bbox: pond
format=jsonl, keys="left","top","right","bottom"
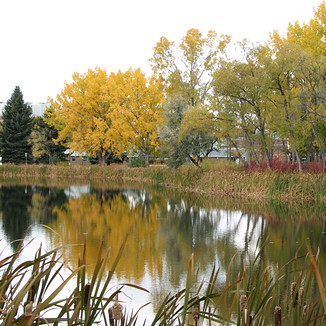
{"left": 0, "top": 181, "right": 325, "bottom": 323}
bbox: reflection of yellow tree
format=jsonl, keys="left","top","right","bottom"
{"left": 50, "top": 191, "right": 165, "bottom": 282}
{"left": 28, "top": 186, "right": 68, "bottom": 224}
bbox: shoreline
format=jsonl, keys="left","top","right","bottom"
{"left": 0, "top": 164, "right": 324, "bottom": 203}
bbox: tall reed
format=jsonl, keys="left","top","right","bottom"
{"left": 152, "top": 245, "right": 326, "bottom": 325}
{"left": 0, "top": 164, "right": 324, "bottom": 202}
{"left": 0, "top": 233, "right": 324, "bottom": 325}
{"left": 0, "top": 234, "right": 147, "bottom": 325}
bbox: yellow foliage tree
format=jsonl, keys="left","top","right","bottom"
{"left": 109, "top": 68, "right": 164, "bottom": 165}
{"left": 47, "top": 67, "right": 131, "bottom": 165}
{"left": 47, "top": 67, "right": 164, "bottom": 165}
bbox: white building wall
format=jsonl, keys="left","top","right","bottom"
{"left": 0, "top": 102, "right": 48, "bottom": 117}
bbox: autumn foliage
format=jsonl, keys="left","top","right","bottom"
{"left": 47, "top": 68, "right": 163, "bottom": 165}
{"left": 41, "top": 3, "right": 325, "bottom": 170}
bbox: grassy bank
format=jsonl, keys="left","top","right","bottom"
{"left": 0, "top": 164, "right": 325, "bottom": 203}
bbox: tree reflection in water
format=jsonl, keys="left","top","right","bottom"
{"left": 0, "top": 183, "right": 324, "bottom": 317}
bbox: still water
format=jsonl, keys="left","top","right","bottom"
{"left": 0, "top": 182, "right": 325, "bottom": 321}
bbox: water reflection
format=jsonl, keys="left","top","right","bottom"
{"left": 0, "top": 183, "right": 324, "bottom": 315}
{"left": 0, "top": 185, "right": 33, "bottom": 249}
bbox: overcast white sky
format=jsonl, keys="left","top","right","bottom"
{"left": 0, "top": 0, "right": 323, "bottom": 102}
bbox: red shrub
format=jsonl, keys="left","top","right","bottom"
{"left": 244, "top": 159, "right": 325, "bottom": 173}
{"left": 305, "top": 161, "right": 324, "bottom": 173}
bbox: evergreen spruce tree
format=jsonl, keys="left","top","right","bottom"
{"left": 1, "top": 86, "right": 33, "bottom": 164}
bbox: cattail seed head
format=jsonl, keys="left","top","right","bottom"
{"left": 111, "top": 302, "right": 123, "bottom": 320}
{"left": 291, "top": 282, "right": 298, "bottom": 308}
{"left": 192, "top": 301, "right": 200, "bottom": 322}
{"left": 27, "top": 285, "right": 36, "bottom": 303}
{"left": 290, "top": 282, "right": 297, "bottom": 297}
{"left": 84, "top": 283, "right": 91, "bottom": 307}
{"left": 298, "top": 287, "right": 304, "bottom": 306}
{"left": 274, "top": 306, "right": 281, "bottom": 326}
{"left": 240, "top": 295, "right": 248, "bottom": 313}
{"left": 303, "top": 305, "right": 309, "bottom": 315}
{"left": 24, "top": 301, "right": 33, "bottom": 316}
{"left": 108, "top": 307, "right": 114, "bottom": 326}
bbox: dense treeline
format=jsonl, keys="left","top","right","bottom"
{"left": 1, "top": 3, "right": 325, "bottom": 171}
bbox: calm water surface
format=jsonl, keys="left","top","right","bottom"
{"left": 0, "top": 182, "right": 325, "bottom": 322}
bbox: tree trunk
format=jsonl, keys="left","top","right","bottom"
{"left": 282, "top": 96, "right": 302, "bottom": 172}
{"left": 255, "top": 107, "right": 271, "bottom": 169}
{"left": 289, "top": 129, "right": 303, "bottom": 172}
{"left": 142, "top": 138, "right": 150, "bottom": 166}
{"left": 243, "top": 128, "right": 261, "bottom": 168}
{"left": 97, "top": 151, "right": 106, "bottom": 166}
{"left": 188, "top": 155, "right": 200, "bottom": 167}
{"left": 225, "top": 135, "right": 243, "bottom": 161}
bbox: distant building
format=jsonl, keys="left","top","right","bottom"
{"left": 0, "top": 102, "right": 48, "bottom": 117}
{"left": 64, "top": 149, "right": 90, "bottom": 165}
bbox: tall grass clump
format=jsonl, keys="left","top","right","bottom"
{"left": 0, "top": 234, "right": 148, "bottom": 326}
{"left": 0, "top": 232, "right": 324, "bottom": 325}
{"left": 153, "top": 246, "right": 326, "bottom": 325}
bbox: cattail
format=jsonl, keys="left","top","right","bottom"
{"left": 298, "top": 287, "right": 304, "bottom": 306}
{"left": 303, "top": 305, "right": 309, "bottom": 316}
{"left": 274, "top": 306, "right": 281, "bottom": 326}
{"left": 84, "top": 283, "right": 91, "bottom": 307}
{"left": 240, "top": 295, "right": 248, "bottom": 313}
{"left": 248, "top": 315, "right": 253, "bottom": 325}
{"left": 24, "top": 301, "right": 33, "bottom": 316}
{"left": 240, "top": 295, "right": 248, "bottom": 325}
{"left": 192, "top": 300, "right": 200, "bottom": 325}
{"left": 27, "top": 285, "right": 36, "bottom": 303}
{"left": 108, "top": 307, "right": 114, "bottom": 326}
{"left": 111, "top": 302, "right": 123, "bottom": 321}
{"left": 291, "top": 282, "right": 298, "bottom": 308}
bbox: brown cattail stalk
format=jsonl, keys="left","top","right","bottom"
{"left": 240, "top": 295, "right": 248, "bottom": 313}
{"left": 108, "top": 307, "right": 114, "bottom": 326}
{"left": 84, "top": 282, "right": 91, "bottom": 307}
{"left": 291, "top": 282, "right": 298, "bottom": 308}
{"left": 240, "top": 295, "right": 248, "bottom": 325}
{"left": 274, "top": 306, "right": 281, "bottom": 326}
{"left": 192, "top": 300, "right": 200, "bottom": 325}
{"left": 298, "top": 287, "right": 304, "bottom": 306}
{"left": 27, "top": 285, "right": 36, "bottom": 303}
{"left": 303, "top": 305, "right": 309, "bottom": 316}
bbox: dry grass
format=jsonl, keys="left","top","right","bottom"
{"left": 0, "top": 164, "right": 324, "bottom": 203}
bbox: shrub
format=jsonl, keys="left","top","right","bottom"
{"left": 305, "top": 161, "right": 324, "bottom": 173}
{"left": 127, "top": 156, "right": 147, "bottom": 168}
{"left": 245, "top": 159, "right": 326, "bottom": 173}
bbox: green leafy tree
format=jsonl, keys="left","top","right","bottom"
{"left": 151, "top": 28, "right": 230, "bottom": 107}
{"left": 160, "top": 96, "right": 216, "bottom": 168}
{"left": 1, "top": 86, "right": 33, "bottom": 164}
{"left": 270, "top": 2, "right": 326, "bottom": 169}
{"left": 212, "top": 42, "right": 274, "bottom": 168}
{"left": 29, "top": 112, "right": 66, "bottom": 164}
{"left": 159, "top": 96, "right": 188, "bottom": 168}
